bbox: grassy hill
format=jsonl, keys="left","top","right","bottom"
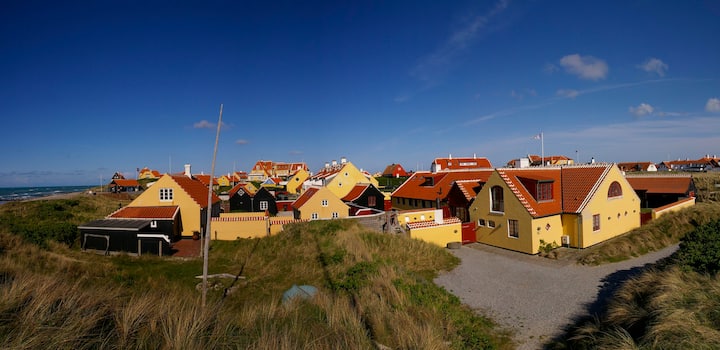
{"left": 0, "top": 194, "right": 512, "bottom": 349}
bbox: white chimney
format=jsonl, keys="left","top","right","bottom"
{"left": 340, "top": 157, "right": 347, "bottom": 164}
{"left": 332, "top": 159, "right": 337, "bottom": 166}
{"left": 184, "top": 164, "right": 192, "bottom": 177}
{"left": 325, "top": 162, "right": 330, "bottom": 169}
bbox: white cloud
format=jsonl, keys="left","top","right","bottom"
{"left": 556, "top": 89, "right": 579, "bottom": 99}
{"left": 706, "top": 97, "right": 720, "bottom": 112}
{"left": 235, "top": 139, "right": 249, "bottom": 145}
{"left": 629, "top": 103, "right": 654, "bottom": 117}
{"left": 193, "top": 120, "right": 215, "bottom": 129}
{"left": 637, "top": 58, "right": 668, "bottom": 77}
{"left": 559, "top": 54, "right": 608, "bottom": 80}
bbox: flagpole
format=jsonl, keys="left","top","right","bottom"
{"left": 541, "top": 132, "right": 544, "bottom": 166}
{"left": 202, "top": 103, "right": 223, "bottom": 308}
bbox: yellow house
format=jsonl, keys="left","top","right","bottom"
{"left": 217, "top": 175, "right": 233, "bottom": 187}
{"left": 307, "top": 158, "right": 379, "bottom": 199}
{"left": 138, "top": 167, "right": 162, "bottom": 180}
{"left": 285, "top": 168, "right": 309, "bottom": 194}
{"left": 469, "top": 164, "right": 640, "bottom": 254}
{"left": 292, "top": 186, "right": 349, "bottom": 220}
{"left": 397, "top": 208, "right": 462, "bottom": 247}
{"left": 127, "top": 174, "right": 222, "bottom": 237}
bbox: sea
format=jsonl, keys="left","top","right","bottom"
{"left": 0, "top": 185, "right": 94, "bottom": 205}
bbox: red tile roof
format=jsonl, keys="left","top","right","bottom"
{"left": 496, "top": 165, "right": 612, "bottom": 217}
{"left": 433, "top": 156, "right": 492, "bottom": 170}
{"left": 169, "top": 175, "right": 221, "bottom": 207}
{"left": 497, "top": 168, "right": 563, "bottom": 217}
{"left": 111, "top": 179, "right": 139, "bottom": 187}
{"left": 406, "top": 217, "right": 461, "bottom": 229}
{"left": 228, "top": 183, "right": 252, "bottom": 197}
{"left": 194, "top": 174, "right": 219, "bottom": 186}
{"left": 342, "top": 184, "right": 370, "bottom": 202}
{"left": 625, "top": 176, "right": 693, "bottom": 194}
{"left": 109, "top": 206, "right": 179, "bottom": 219}
{"left": 293, "top": 187, "right": 319, "bottom": 209}
{"left": 453, "top": 179, "right": 486, "bottom": 201}
{"left": 392, "top": 170, "right": 493, "bottom": 201}
{"left": 560, "top": 165, "right": 611, "bottom": 213}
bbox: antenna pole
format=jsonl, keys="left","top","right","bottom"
{"left": 202, "top": 104, "right": 223, "bottom": 308}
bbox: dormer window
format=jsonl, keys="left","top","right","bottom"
{"left": 537, "top": 182, "right": 553, "bottom": 201}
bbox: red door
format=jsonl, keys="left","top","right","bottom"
{"left": 461, "top": 222, "right": 476, "bottom": 244}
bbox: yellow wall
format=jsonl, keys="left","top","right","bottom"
{"left": 217, "top": 176, "right": 231, "bottom": 187}
{"left": 325, "top": 162, "right": 379, "bottom": 199}
{"left": 529, "top": 215, "right": 565, "bottom": 253}
{"left": 210, "top": 213, "right": 304, "bottom": 240}
{"left": 577, "top": 167, "right": 641, "bottom": 248}
{"left": 469, "top": 172, "right": 538, "bottom": 254}
{"left": 410, "top": 222, "right": 462, "bottom": 247}
{"left": 286, "top": 169, "right": 309, "bottom": 194}
{"left": 396, "top": 209, "right": 441, "bottom": 225}
{"left": 297, "top": 187, "right": 349, "bottom": 220}
{"left": 653, "top": 197, "right": 695, "bottom": 219}
{"left": 469, "top": 172, "right": 569, "bottom": 254}
{"left": 128, "top": 175, "right": 203, "bottom": 237}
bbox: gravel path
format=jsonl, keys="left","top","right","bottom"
{"left": 433, "top": 243, "right": 678, "bottom": 349}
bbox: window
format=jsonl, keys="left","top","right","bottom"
{"left": 159, "top": 188, "right": 173, "bottom": 201}
{"left": 593, "top": 214, "right": 600, "bottom": 231}
{"left": 537, "top": 182, "right": 553, "bottom": 201}
{"left": 311, "top": 213, "right": 319, "bottom": 220}
{"left": 478, "top": 218, "right": 486, "bottom": 227}
{"left": 488, "top": 220, "right": 496, "bottom": 228}
{"left": 259, "top": 201, "right": 268, "bottom": 210}
{"left": 321, "top": 199, "right": 328, "bottom": 207}
{"left": 491, "top": 186, "right": 504, "bottom": 213}
{"left": 332, "top": 212, "right": 339, "bottom": 219}
{"left": 508, "top": 219, "right": 519, "bottom": 238}
{"left": 608, "top": 181, "right": 622, "bottom": 198}
{"left": 368, "top": 196, "right": 377, "bottom": 207}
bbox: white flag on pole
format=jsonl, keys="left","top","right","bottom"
{"left": 532, "top": 132, "right": 542, "bottom": 140}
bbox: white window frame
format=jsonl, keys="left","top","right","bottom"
{"left": 259, "top": 201, "right": 268, "bottom": 210}
{"left": 321, "top": 199, "right": 328, "bottom": 207}
{"left": 159, "top": 188, "right": 173, "bottom": 201}
{"left": 311, "top": 213, "right": 319, "bottom": 220}
{"left": 332, "top": 212, "right": 339, "bottom": 219}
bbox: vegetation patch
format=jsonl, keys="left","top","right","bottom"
{"left": 0, "top": 195, "right": 512, "bottom": 349}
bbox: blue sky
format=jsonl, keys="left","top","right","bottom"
{"left": 1, "top": 1, "right": 719, "bottom": 187}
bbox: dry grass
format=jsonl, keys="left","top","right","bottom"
{"left": 557, "top": 266, "right": 720, "bottom": 349}
{"left": 0, "top": 195, "right": 512, "bottom": 349}
{"left": 570, "top": 202, "right": 720, "bottom": 265}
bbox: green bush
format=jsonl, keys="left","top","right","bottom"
{"left": 676, "top": 219, "right": 720, "bottom": 275}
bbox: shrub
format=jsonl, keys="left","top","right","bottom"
{"left": 676, "top": 219, "right": 720, "bottom": 275}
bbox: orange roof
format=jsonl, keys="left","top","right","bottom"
{"left": 228, "top": 183, "right": 252, "bottom": 197}
{"left": 109, "top": 206, "right": 179, "bottom": 219}
{"left": 111, "top": 179, "right": 139, "bottom": 187}
{"left": 407, "top": 217, "right": 461, "bottom": 229}
{"left": 293, "top": 187, "right": 319, "bottom": 209}
{"left": 453, "top": 179, "right": 486, "bottom": 201}
{"left": 560, "top": 165, "right": 611, "bottom": 213}
{"left": 497, "top": 168, "right": 563, "bottom": 217}
{"left": 626, "top": 176, "right": 693, "bottom": 194}
{"left": 494, "top": 165, "right": 612, "bottom": 217}
{"left": 169, "top": 175, "right": 221, "bottom": 207}
{"left": 194, "top": 174, "right": 219, "bottom": 186}
{"left": 342, "top": 184, "right": 370, "bottom": 202}
{"left": 433, "top": 157, "right": 492, "bottom": 170}
{"left": 392, "top": 170, "right": 493, "bottom": 201}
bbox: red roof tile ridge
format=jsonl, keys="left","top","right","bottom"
{"left": 574, "top": 164, "right": 612, "bottom": 212}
